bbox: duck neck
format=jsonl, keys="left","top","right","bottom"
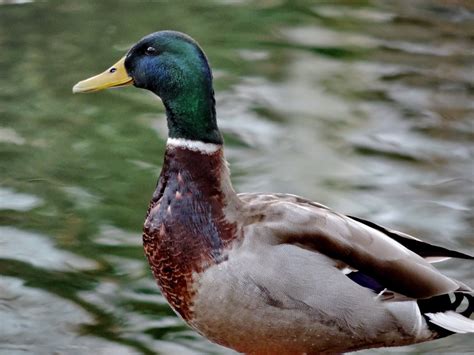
{"left": 152, "top": 138, "right": 240, "bottom": 212}
{"left": 164, "top": 97, "right": 222, "bottom": 145}
{"left": 160, "top": 62, "right": 223, "bottom": 145}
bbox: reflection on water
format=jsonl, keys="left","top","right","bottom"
{"left": 1, "top": 0, "right": 473, "bottom": 354}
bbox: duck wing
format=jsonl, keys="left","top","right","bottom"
{"left": 238, "top": 192, "right": 473, "bottom": 300}
{"left": 347, "top": 215, "right": 473, "bottom": 262}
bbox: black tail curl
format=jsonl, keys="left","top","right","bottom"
{"left": 417, "top": 292, "right": 474, "bottom": 337}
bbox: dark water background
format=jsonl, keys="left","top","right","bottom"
{"left": 1, "top": 0, "right": 473, "bottom": 354}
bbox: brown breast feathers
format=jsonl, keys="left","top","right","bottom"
{"left": 143, "top": 146, "right": 237, "bottom": 321}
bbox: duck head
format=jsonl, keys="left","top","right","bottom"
{"left": 73, "top": 31, "right": 222, "bottom": 144}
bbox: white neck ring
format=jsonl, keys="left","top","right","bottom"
{"left": 166, "top": 137, "right": 221, "bottom": 154}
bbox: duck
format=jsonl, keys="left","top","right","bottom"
{"left": 73, "top": 31, "right": 474, "bottom": 354}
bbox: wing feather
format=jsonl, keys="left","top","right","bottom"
{"left": 240, "top": 193, "right": 472, "bottom": 300}
{"left": 347, "top": 215, "right": 473, "bottom": 261}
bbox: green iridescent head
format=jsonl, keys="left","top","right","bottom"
{"left": 73, "top": 31, "right": 222, "bottom": 144}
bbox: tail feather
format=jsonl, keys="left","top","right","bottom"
{"left": 425, "top": 311, "right": 474, "bottom": 333}
{"left": 418, "top": 292, "right": 474, "bottom": 337}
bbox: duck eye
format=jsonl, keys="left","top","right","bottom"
{"left": 145, "top": 46, "right": 157, "bottom": 55}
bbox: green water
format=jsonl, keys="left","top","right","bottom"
{"left": 1, "top": 0, "right": 473, "bottom": 354}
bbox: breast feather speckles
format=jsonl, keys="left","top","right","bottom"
{"left": 142, "top": 146, "right": 238, "bottom": 321}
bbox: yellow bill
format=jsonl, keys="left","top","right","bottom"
{"left": 72, "top": 56, "right": 133, "bottom": 93}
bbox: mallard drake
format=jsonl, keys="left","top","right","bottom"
{"left": 73, "top": 31, "right": 474, "bottom": 354}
